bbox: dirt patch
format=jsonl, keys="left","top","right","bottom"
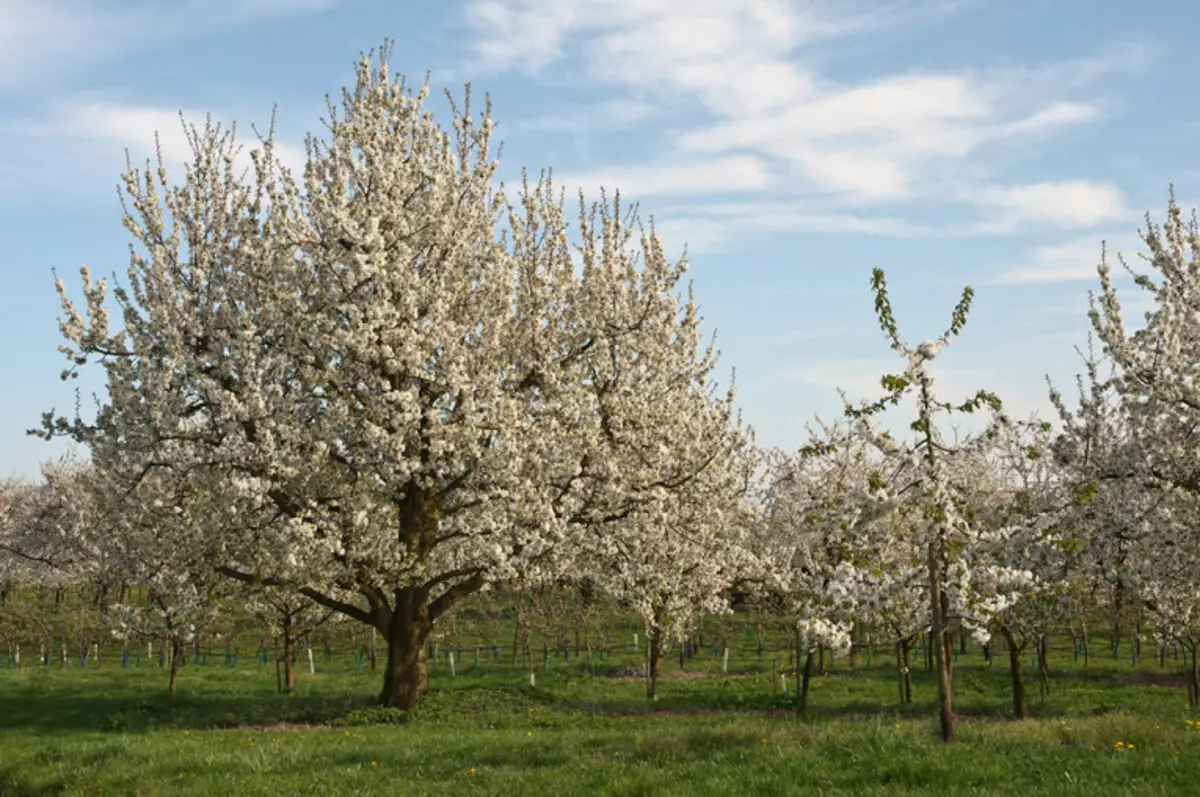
{"left": 613, "top": 671, "right": 718, "bottom": 682}
{"left": 236, "top": 722, "right": 329, "bottom": 732}
{"left": 610, "top": 708, "right": 727, "bottom": 719}
{"left": 1110, "top": 673, "right": 1189, "bottom": 688}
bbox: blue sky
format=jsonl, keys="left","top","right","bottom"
{"left": 0, "top": 0, "right": 1192, "bottom": 479}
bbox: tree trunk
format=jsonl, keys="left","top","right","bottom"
{"left": 168, "top": 636, "right": 184, "bottom": 694}
{"left": 280, "top": 616, "right": 296, "bottom": 695}
{"left": 797, "top": 646, "right": 815, "bottom": 715}
{"left": 511, "top": 592, "right": 523, "bottom": 667}
{"left": 1036, "top": 634, "right": 1050, "bottom": 697}
{"left": 1078, "top": 611, "right": 1089, "bottom": 669}
{"left": 928, "top": 540, "right": 954, "bottom": 742}
{"left": 378, "top": 590, "right": 433, "bottom": 710}
{"left": 646, "top": 623, "right": 665, "bottom": 701}
{"left": 1002, "top": 626, "right": 1028, "bottom": 719}
{"left": 1189, "top": 642, "right": 1199, "bottom": 711}
{"left": 896, "top": 637, "right": 913, "bottom": 704}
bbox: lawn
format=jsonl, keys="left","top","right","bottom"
{"left": 3, "top": 639, "right": 1199, "bottom": 796}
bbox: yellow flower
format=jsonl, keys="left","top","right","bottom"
{"left": 527, "top": 732, "right": 532, "bottom": 737}
{"left": 470, "top": 768, "right": 477, "bottom": 774}
{"left": 371, "top": 761, "right": 377, "bottom": 767}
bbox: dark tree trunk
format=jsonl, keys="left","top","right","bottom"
{"left": 928, "top": 541, "right": 954, "bottom": 742}
{"left": 797, "top": 646, "right": 815, "bottom": 715}
{"left": 379, "top": 589, "right": 433, "bottom": 710}
{"left": 511, "top": 592, "right": 523, "bottom": 667}
{"left": 280, "top": 615, "right": 296, "bottom": 695}
{"left": 1079, "top": 612, "right": 1090, "bottom": 669}
{"left": 168, "top": 636, "right": 185, "bottom": 694}
{"left": 1002, "top": 625, "right": 1028, "bottom": 719}
{"left": 1189, "top": 642, "right": 1199, "bottom": 711}
{"left": 1036, "top": 634, "right": 1050, "bottom": 696}
{"left": 646, "top": 623, "right": 665, "bottom": 701}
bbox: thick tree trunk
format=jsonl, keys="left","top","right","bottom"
{"left": 1002, "top": 626, "right": 1028, "bottom": 719}
{"left": 928, "top": 541, "right": 953, "bottom": 742}
{"left": 379, "top": 591, "right": 432, "bottom": 710}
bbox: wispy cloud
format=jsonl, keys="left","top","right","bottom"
{"left": 550, "top": 155, "right": 773, "bottom": 198}
{"left": 980, "top": 181, "right": 1129, "bottom": 228}
{"left": 0, "top": 0, "right": 338, "bottom": 91}
{"left": 2, "top": 101, "right": 307, "bottom": 205}
{"left": 462, "top": 0, "right": 1150, "bottom": 213}
{"left": 992, "top": 234, "right": 1146, "bottom": 285}
{"left": 508, "top": 98, "right": 659, "bottom": 133}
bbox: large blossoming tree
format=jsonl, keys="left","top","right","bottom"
{"left": 39, "top": 44, "right": 730, "bottom": 709}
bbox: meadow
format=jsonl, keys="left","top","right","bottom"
{"left": 3, "top": 621, "right": 1200, "bottom": 796}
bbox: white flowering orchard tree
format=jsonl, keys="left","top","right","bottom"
{"left": 964, "top": 418, "right": 1074, "bottom": 718}
{"left": 761, "top": 421, "right": 890, "bottom": 713}
{"left": 0, "top": 456, "right": 112, "bottom": 669}
{"left": 1048, "top": 352, "right": 1150, "bottom": 660}
{"left": 1086, "top": 197, "right": 1200, "bottom": 706}
{"left": 591, "top": 388, "right": 761, "bottom": 701}
{"left": 244, "top": 585, "right": 333, "bottom": 694}
{"left": 40, "top": 44, "right": 724, "bottom": 709}
{"left": 847, "top": 268, "right": 1011, "bottom": 743}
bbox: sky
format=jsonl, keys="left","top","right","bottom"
{"left": 1, "top": 0, "right": 1194, "bottom": 480}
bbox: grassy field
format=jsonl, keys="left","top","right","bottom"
{"left": 3, "top": 637, "right": 1200, "bottom": 796}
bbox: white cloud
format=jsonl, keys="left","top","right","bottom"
{"left": 999, "top": 102, "right": 1099, "bottom": 135}
{"left": 462, "top": 0, "right": 1148, "bottom": 207}
{"left": 0, "top": 0, "right": 337, "bottom": 91}
{"left": 508, "top": 98, "right": 659, "bottom": 133}
{"left": 644, "top": 199, "right": 960, "bottom": 256}
{"left": 3, "top": 101, "right": 307, "bottom": 203}
{"left": 981, "top": 181, "right": 1128, "bottom": 228}
{"left": 551, "top": 154, "right": 773, "bottom": 199}
{"left": 993, "top": 234, "right": 1143, "bottom": 285}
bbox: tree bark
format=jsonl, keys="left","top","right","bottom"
{"left": 1002, "top": 625, "right": 1028, "bottom": 719}
{"left": 379, "top": 589, "right": 433, "bottom": 710}
{"left": 511, "top": 592, "right": 523, "bottom": 667}
{"left": 928, "top": 540, "right": 954, "bottom": 742}
{"left": 280, "top": 615, "right": 296, "bottom": 695}
{"left": 168, "top": 636, "right": 184, "bottom": 694}
{"left": 1189, "top": 642, "right": 1199, "bottom": 711}
{"left": 1036, "top": 634, "right": 1050, "bottom": 697}
{"left": 797, "top": 646, "right": 815, "bottom": 715}
{"left": 1078, "top": 611, "right": 1090, "bottom": 669}
{"left": 646, "top": 622, "right": 665, "bottom": 701}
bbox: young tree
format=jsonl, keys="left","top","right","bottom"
{"left": 847, "top": 268, "right": 1008, "bottom": 742}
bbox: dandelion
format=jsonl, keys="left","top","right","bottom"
{"left": 470, "top": 768, "right": 477, "bottom": 774}
{"left": 371, "top": 761, "right": 377, "bottom": 767}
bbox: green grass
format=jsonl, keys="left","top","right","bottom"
{"left": 3, "top": 643, "right": 1200, "bottom": 795}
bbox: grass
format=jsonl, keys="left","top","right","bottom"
{"left": 3, "top": 640, "right": 1200, "bottom": 795}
